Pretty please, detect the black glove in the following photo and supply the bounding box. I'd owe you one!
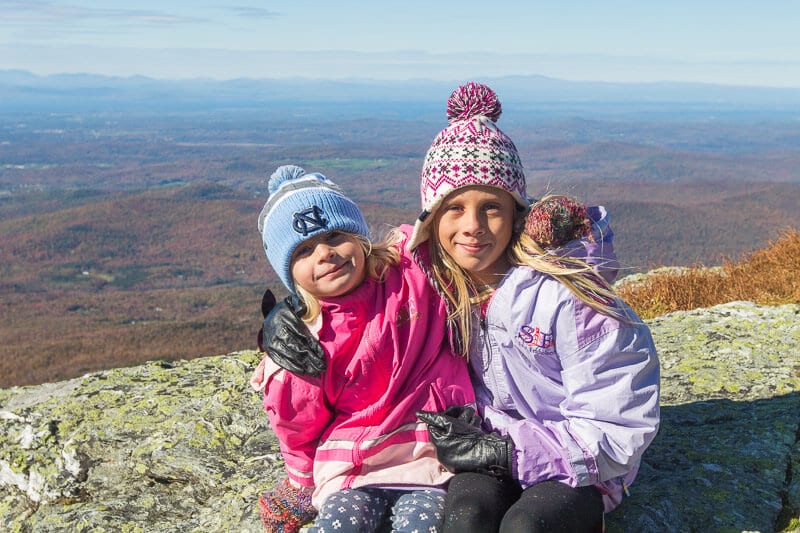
[257,289,326,377]
[417,406,514,478]
[257,288,278,352]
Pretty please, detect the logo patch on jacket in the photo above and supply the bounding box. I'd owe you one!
[518,325,554,349]
[396,301,419,327]
[293,205,328,235]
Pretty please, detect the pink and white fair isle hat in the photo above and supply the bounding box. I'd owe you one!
[407,81,529,250]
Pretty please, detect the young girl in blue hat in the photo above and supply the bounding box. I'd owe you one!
[252,165,474,533]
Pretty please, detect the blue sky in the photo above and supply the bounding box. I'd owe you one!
[2,0,800,87]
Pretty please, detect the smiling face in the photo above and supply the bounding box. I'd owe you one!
[290,231,367,299]
[434,185,516,286]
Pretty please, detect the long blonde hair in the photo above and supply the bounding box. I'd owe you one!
[295,230,402,323]
[427,207,632,356]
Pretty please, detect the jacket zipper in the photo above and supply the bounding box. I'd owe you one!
[479,313,501,399]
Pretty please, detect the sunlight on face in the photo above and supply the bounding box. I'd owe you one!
[290,231,367,299]
[434,186,516,286]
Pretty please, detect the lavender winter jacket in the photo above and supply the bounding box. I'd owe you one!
[469,266,660,512]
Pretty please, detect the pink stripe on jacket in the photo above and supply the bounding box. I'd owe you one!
[251,225,475,508]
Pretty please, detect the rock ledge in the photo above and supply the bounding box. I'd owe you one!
[1,301,799,532]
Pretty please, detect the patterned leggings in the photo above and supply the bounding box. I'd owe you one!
[306,487,445,533]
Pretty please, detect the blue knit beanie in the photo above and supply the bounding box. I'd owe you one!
[258,165,370,293]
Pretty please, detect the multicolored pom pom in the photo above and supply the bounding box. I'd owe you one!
[526,195,593,248]
[446,81,502,123]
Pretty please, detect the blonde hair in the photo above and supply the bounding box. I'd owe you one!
[428,207,632,356]
[295,230,402,323]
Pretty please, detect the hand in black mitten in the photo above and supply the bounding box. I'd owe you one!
[257,289,326,377]
[417,406,514,477]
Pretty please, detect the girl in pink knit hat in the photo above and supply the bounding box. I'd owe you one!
[411,82,660,533]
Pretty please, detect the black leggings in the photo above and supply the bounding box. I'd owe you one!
[442,473,604,533]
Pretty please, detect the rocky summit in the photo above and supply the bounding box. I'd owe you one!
[1,301,799,533]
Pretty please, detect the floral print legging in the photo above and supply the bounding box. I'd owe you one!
[306,487,445,533]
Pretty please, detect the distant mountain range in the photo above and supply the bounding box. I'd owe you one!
[2,68,799,389]
[3,69,800,114]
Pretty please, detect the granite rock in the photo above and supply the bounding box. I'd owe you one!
[1,301,799,532]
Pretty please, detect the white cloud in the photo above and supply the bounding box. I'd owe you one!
[219,5,282,20]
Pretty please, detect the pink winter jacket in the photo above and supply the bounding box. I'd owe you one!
[251,225,475,508]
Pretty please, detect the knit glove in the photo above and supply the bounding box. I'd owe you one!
[417,405,514,478]
[256,288,326,377]
[258,477,317,533]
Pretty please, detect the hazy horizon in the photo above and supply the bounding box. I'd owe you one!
[2,1,800,89]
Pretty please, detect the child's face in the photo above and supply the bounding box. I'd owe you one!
[434,185,515,285]
[290,231,367,299]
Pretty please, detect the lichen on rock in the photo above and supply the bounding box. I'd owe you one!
[606,302,800,533]
[1,302,800,532]
[1,352,279,532]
